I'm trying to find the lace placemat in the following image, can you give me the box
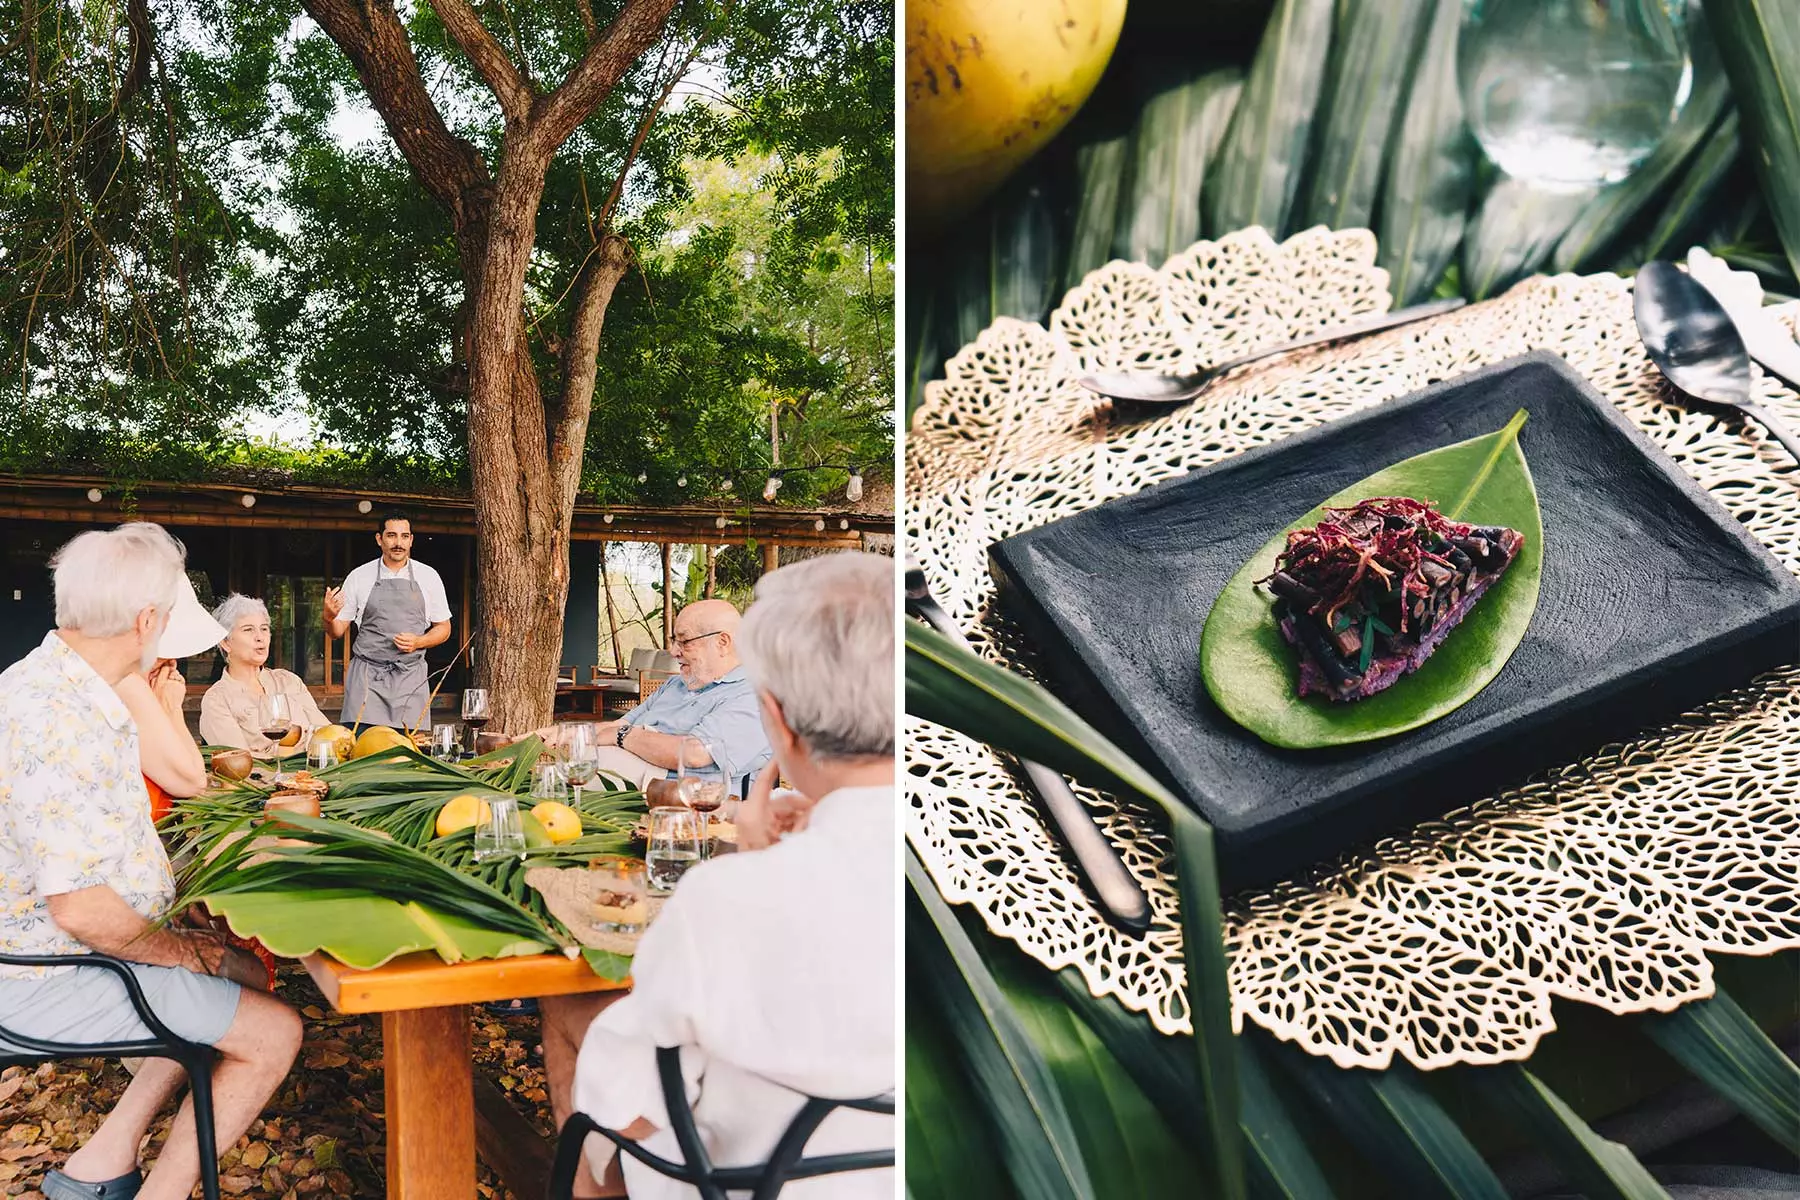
[905,227,1800,1069]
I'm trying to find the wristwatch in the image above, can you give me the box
[615,722,632,749]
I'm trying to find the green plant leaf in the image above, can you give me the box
[1640,987,1800,1154]
[1297,0,1434,232]
[1199,410,1543,748]
[1376,0,1479,305]
[1631,109,1744,267]
[904,625,1244,1197]
[1481,1066,1671,1200]
[202,890,549,969]
[1705,0,1800,283]
[1065,132,1132,289]
[1273,1047,1510,1199]
[906,980,1023,1200]
[580,947,634,982]
[1116,66,1244,266]
[906,853,1097,1200]
[1463,178,1598,300]
[1206,0,1338,238]
[937,176,1064,354]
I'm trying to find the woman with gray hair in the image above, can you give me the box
[198,594,330,754]
[560,551,895,1200]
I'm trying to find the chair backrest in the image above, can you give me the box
[651,649,677,673]
[640,675,670,707]
[550,1045,893,1200]
[628,647,659,673]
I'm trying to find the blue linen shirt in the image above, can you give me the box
[621,666,771,783]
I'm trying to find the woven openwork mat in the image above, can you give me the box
[905,227,1800,1070]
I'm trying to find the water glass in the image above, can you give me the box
[431,723,461,762]
[564,724,598,804]
[588,856,649,935]
[530,760,568,802]
[474,795,526,862]
[307,739,339,773]
[1459,0,1690,189]
[646,807,700,894]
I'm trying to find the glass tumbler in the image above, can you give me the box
[431,723,461,762]
[1458,0,1690,189]
[645,807,700,894]
[474,795,526,862]
[589,856,649,935]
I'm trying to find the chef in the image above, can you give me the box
[323,510,452,729]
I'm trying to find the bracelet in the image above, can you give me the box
[616,723,632,749]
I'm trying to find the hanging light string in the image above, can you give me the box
[624,462,867,502]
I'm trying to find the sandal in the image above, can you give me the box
[40,1168,143,1200]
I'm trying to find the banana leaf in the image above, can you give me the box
[1376,0,1479,306]
[1463,178,1599,300]
[1206,0,1338,239]
[1200,410,1543,748]
[905,621,1245,1198]
[1296,0,1433,232]
[1065,132,1132,289]
[1640,987,1800,1154]
[1705,0,1800,282]
[1551,7,1731,273]
[202,890,550,969]
[907,854,1097,1200]
[1115,66,1244,267]
[1480,1066,1670,1200]
[937,176,1064,355]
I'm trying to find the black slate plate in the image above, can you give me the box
[988,352,1800,889]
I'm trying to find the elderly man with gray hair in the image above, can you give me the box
[0,523,302,1200]
[550,550,895,1200]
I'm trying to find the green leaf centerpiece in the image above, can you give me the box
[1199,410,1542,748]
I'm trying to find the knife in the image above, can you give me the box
[905,560,1152,933]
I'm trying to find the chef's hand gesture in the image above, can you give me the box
[323,587,346,621]
[393,632,421,653]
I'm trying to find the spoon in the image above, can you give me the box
[1634,260,1800,465]
[1078,296,1468,407]
[904,559,1151,934]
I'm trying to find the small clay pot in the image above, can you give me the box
[211,749,254,781]
[265,793,322,822]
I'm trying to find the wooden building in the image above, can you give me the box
[0,471,890,716]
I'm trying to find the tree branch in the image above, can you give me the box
[536,0,683,148]
[426,0,534,124]
[301,0,491,219]
[595,32,706,229]
[550,234,632,504]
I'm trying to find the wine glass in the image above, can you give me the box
[461,689,490,755]
[307,738,339,773]
[676,737,726,852]
[564,723,597,807]
[1458,0,1689,190]
[646,807,700,894]
[257,691,292,778]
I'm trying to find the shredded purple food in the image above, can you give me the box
[1257,496,1524,702]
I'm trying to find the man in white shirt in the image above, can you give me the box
[555,551,895,1199]
[322,510,452,729]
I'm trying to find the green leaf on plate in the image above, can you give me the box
[1199,409,1543,748]
[581,947,634,982]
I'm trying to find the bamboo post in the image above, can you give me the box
[600,540,624,674]
[660,542,673,646]
[704,544,717,599]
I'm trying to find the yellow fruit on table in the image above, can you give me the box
[906,0,1126,229]
[530,802,582,845]
[352,726,411,759]
[310,724,355,760]
[435,794,492,838]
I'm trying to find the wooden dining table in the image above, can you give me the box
[303,950,630,1200]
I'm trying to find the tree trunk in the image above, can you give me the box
[704,544,716,599]
[659,543,674,645]
[600,539,624,674]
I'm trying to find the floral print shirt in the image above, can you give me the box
[0,633,175,978]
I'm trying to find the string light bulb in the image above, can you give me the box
[676,475,687,488]
[813,518,825,531]
[762,475,782,502]
[357,499,373,514]
[715,516,729,529]
[240,493,257,508]
[602,513,614,524]
[86,488,103,503]
[846,470,864,502]
[636,471,647,484]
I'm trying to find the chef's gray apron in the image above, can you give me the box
[341,561,431,728]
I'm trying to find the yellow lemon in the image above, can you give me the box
[435,794,492,838]
[352,725,411,759]
[530,802,583,845]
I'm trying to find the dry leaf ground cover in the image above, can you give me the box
[0,963,553,1199]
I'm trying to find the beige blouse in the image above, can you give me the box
[200,668,331,755]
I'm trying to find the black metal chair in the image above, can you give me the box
[0,952,222,1200]
[547,1045,894,1200]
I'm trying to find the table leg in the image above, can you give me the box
[384,1004,475,1200]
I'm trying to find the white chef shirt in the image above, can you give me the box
[573,784,895,1200]
[338,558,452,626]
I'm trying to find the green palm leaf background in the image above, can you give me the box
[907,0,1800,419]
[905,626,1800,1198]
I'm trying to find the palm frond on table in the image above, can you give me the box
[163,738,646,970]
[907,0,1800,419]
[905,628,1800,1199]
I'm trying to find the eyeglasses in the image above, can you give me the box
[670,629,725,650]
